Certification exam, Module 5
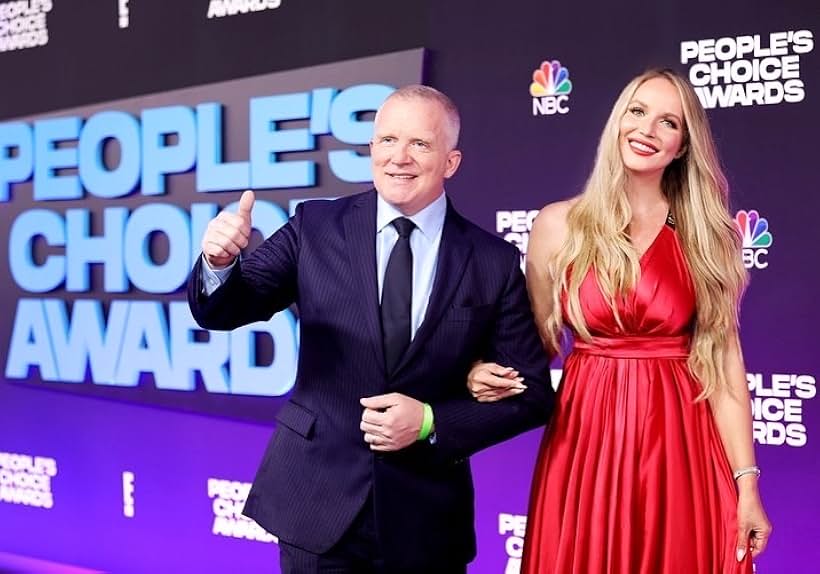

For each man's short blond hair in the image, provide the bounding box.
[379,84,461,150]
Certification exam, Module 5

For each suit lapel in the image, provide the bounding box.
[343,190,386,376]
[393,203,473,376]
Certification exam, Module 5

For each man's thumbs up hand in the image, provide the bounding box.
[201,190,255,269]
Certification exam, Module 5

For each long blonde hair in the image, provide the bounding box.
[546,69,747,398]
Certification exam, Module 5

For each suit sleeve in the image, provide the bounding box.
[187,203,303,331]
[430,246,556,460]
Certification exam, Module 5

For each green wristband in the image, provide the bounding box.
[418,403,434,441]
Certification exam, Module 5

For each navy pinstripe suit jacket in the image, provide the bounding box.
[188,190,554,569]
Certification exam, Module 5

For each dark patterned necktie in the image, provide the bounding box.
[381,217,415,376]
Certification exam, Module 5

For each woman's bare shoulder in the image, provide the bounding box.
[531,198,577,242]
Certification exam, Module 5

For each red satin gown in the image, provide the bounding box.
[521,223,751,574]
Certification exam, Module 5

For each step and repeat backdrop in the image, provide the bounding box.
[0,1,817,572]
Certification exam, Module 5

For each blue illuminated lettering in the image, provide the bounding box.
[250,92,315,188]
[78,110,141,199]
[196,103,250,192]
[141,105,197,195]
[0,122,33,202]
[33,116,82,201]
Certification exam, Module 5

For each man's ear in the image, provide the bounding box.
[444,149,463,178]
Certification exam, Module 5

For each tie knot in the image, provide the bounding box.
[391,217,416,239]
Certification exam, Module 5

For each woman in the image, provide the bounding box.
[468,69,771,573]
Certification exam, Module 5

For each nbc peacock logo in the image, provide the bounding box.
[735,209,772,269]
[530,60,572,116]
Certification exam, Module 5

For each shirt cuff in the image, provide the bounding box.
[200,255,236,296]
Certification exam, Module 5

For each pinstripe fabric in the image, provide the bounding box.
[188,190,555,571]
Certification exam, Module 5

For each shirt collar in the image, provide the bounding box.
[376,191,447,239]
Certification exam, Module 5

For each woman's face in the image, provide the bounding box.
[619,77,686,177]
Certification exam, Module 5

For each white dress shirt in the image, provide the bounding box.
[375,191,446,340]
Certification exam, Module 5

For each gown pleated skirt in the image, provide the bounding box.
[521,225,752,574]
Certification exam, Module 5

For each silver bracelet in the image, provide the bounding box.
[733,465,761,481]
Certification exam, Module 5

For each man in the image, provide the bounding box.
[188,85,554,573]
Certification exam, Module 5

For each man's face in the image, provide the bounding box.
[370,97,462,216]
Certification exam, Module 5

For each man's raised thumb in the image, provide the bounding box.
[238,189,255,220]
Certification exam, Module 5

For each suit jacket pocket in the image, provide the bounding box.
[275,401,317,439]
[445,303,494,322]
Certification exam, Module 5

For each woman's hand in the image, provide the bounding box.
[467,362,526,402]
[735,482,772,562]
